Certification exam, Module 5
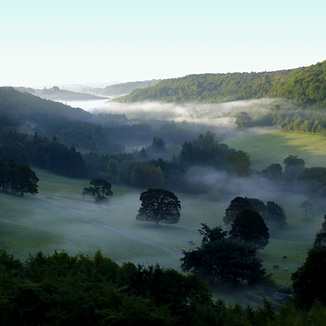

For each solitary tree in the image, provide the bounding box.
[229,208,269,250]
[136,188,181,225]
[181,224,266,285]
[12,164,39,196]
[299,200,313,220]
[82,179,113,204]
[0,160,39,196]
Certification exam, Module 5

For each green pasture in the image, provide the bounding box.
[0,169,227,270]
[224,129,326,170]
[1,157,325,302]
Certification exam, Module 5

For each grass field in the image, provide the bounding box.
[1,129,326,304]
[224,128,326,170]
[0,167,321,286]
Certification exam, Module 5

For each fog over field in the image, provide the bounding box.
[66,98,281,128]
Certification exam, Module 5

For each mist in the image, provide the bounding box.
[88,98,280,128]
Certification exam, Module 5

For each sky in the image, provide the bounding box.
[1,0,325,88]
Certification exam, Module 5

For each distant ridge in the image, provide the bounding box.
[15,86,107,101]
[115,60,326,104]
[0,87,92,124]
[85,80,159,97]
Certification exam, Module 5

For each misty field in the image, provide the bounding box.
[1,165,323,294]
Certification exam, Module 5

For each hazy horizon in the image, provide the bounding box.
[1,1,325,88]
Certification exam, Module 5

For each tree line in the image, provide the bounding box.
[0,127,87,178]
[260,154,326,197]
[86,132,251,192]
[235,103,326,136]
[0,241,325,325]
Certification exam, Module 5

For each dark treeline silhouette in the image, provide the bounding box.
[224,196,287,231]
[85,132,251,192]
[0,158,38,196]
[0,128,87,178]
[1,249,326,325]
[260,155,326,197]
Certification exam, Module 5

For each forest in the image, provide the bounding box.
[117,60,326,105]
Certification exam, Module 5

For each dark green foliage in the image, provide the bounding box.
[181,224,266,285]
[0,128,88,178]
[0,158,38,196]
[235,112,253,129]
[199,223,228,244]
[106,158,119,182]
[224,197,287,230]
[242,101,326,136]
[136,188,181,225]
[179,132,251,176]
[0,250,214,326]
[292,248,326,309]
[1,250,326,325]
[146,136,167,159]
[225,150,251,176]
[283,155,305,183]
[82,178,113,203]
[261,163,283,183]
[180,132,229,168]
[223,196,252,225]
[313,215,326,249]
[247,198,266,214]
[265,201,287,227]
[298,167,326,196]
[314,232,326,249]
[131,164,164,188]
[229,208,270,250]
[116,60,326,104]
[122,263,211,312]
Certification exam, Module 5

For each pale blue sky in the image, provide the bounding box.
[1,0,325,87]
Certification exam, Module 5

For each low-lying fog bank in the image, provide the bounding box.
[62,98,284,128]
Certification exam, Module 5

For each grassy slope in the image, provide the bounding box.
[0,167,322,292]
[2,130,326,294]
[0,169,226,270]
[224,128,326,170]
[223,129,326,286]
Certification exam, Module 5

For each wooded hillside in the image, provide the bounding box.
[116,60,326,104]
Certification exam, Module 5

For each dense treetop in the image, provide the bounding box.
[1,249,326,325]
[136,188,181,225]
[116,60,326,104]
[181,223,266,285]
